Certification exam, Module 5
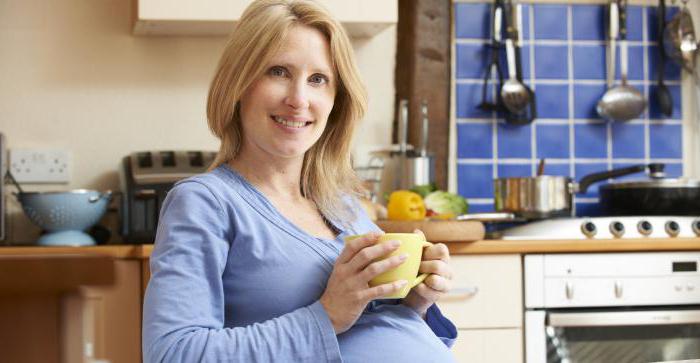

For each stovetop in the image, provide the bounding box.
[499,216,700,240]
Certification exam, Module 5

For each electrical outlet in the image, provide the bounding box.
[9,149,71,183]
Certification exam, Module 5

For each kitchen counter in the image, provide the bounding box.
[446,237,700,254]
[3,238,699,363]
[3,238,700,258]
[0,245,144,258]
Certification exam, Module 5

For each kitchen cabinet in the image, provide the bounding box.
[132,0,397,38]
[451,329,523,363]
[437,255,523,363]
[0,250,142,363]
[60,260,142,363]
[6,240,700,362]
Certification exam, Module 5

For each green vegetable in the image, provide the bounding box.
[409,183,437,198]
[423,190,468,216]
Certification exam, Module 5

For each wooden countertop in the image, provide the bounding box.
[0,252,115,295]
[446,237,700,254]
[3,238,700,258]
[0,245,143,259]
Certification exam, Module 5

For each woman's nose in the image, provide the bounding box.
[284,81,310,109]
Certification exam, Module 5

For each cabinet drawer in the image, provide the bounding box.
[438,254,522,328]
[452,328,523,363]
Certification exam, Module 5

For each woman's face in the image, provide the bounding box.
[238,25,337,162]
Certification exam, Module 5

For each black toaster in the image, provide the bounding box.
[119,150,216,243]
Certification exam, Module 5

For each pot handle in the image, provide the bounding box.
[576,163,664,194]
[89,190,113,203]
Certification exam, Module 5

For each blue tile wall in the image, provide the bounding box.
[454,3,683,215]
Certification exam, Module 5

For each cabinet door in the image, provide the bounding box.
[134,0,397,37]
[63,260,143,363]
[451,328,523,363]
[438,254,523,329]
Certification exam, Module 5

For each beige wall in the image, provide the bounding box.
[0,0,396,243]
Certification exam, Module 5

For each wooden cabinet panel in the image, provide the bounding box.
[439,255,523,329]
[0,258,142,363]
[133,0,397,37]
[452,328,523,363]
[83,260,143,363]
[0,295,61,363]
[62,259,142,363]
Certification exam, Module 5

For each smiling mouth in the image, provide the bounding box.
[271,115,312,128]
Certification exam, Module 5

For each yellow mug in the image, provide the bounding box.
[345,232,433,299]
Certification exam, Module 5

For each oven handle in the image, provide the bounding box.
[548,310,700,327]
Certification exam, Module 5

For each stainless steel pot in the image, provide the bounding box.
[371,99,435,203]
[493,163,661,219]
[494,175,572,219]
[371,149,434,204]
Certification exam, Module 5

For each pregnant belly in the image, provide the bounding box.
[337,304,455,363]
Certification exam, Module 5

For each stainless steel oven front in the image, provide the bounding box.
[524,252,700,363]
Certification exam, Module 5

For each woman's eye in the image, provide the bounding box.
[269,66,287,77]
[309,74,328,85]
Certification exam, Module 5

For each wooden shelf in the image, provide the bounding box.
[0,245,143,259]
[0,253,115,296]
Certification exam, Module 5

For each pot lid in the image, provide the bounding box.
[602,177,700,189]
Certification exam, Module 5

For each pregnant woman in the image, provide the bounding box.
[142,1,457,361]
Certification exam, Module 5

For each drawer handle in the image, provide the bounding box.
[444,286,479,300]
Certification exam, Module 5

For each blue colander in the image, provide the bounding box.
[17,190,112,246]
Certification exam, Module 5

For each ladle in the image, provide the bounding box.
[501,38,530,114]
[663,0,697,74]
[657,0,673,117]
[597,0,647,122]
[478,4,504,112]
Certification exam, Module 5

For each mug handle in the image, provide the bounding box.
[410,241,434,288]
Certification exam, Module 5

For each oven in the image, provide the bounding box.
[524,252,700,363]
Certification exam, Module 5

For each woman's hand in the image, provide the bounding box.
[320,232,408,334]
[402,230,453,318]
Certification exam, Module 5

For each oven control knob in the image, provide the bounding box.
[693,219,700,236]
[581,221,597,238]
[637,220,653,236]
[610,221,625,237]
[665,221,680,237]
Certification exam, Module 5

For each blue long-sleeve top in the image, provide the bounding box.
[142,165,457,362]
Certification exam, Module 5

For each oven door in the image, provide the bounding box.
[526,309,700,363]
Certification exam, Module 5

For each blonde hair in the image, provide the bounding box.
[206,0,367,224]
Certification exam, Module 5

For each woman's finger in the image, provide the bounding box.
[423,274,451,293]
[362,279,408,301]
[412,282,442,302]
[358,253,407,282]
[337,232,382,264]
[419,260,452,279]
[347,238,401,272]
[422,243,450,262]
[413,229,426,240]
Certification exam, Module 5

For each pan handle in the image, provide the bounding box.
[576,163,665,194]
[455,212,518,222]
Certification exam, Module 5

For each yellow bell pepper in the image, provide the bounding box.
[387,190,426,221]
